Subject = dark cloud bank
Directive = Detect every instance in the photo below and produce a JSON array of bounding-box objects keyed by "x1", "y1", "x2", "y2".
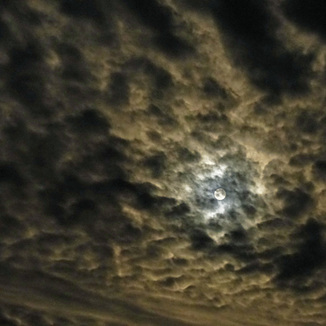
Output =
[{"x1": 1, "y1": 0, "x2": 326, "y2": 325}]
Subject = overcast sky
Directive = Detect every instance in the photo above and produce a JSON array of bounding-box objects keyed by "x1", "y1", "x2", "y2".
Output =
[{"x1": 1, "y1": 1, "x2": 326, "y2": 325}]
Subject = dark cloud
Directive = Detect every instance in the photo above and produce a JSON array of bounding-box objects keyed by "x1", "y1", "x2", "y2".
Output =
[
  {"x1": 201, "y1": 77, "x2": 228, "y2": 99},
  {"x1": 165, "y1": 202, "x2": 191, "y2": 219},
  {"x1": 0, "y1": 0, "x2": 43, "y2": 28},
  {"x1": 275, "y1": 219, "x2": 326, "y2": 287},
  {"x1": 282, "y1": 0, "x2": 326, "y2": 42},
  {"x1": 0, "y1": 313, "x2": 16, "y2": 326},
  {"x1": 125, "y1": 57, "x2": 174, "y2": 101},
  {"x1": 289, "y1": 153, "x2": 316, "y2": 167},
  {"x1": 277, "y1": 187, "x2": 313, "y2": 218},
  {"x1": 108, "y1": 72, "x2": 130, "y2": 106},
  {"x1": 176, "y1": 147, "x2": 200, "y2": 163},
  {"x1": 123, "y1": 0, "x2": 195, "y2": 57},
  {"x1": 0, "y1": 214, "x2": 26, "y2": 240},
  {"x1": 123, "y1": 0, "x2": 175, "y2": 34},
  {"x1": 190, "y1": 229, "x2": 215, "y2": 250},
  {"x1": 258, "y1": 217, "x2": 293, "y2": 231},
  {"x1": 59, "y1": 0, "x2": 106, "y2": 25},
  {"x1": 57, "y1": 42, "x2": 94, "y2": 83},
  {"x1": 295, "y1": 110, "x2": 319, "y2": 134},
  {"x1": 216, "y1": 242, "x2": 257, "y2": 263},
  {"x1": 143, "y1": 152, "x2": 167, "y2": 178},
  {"x1": 6, "y1": 42, "x2": 49, "y2": 115},
  {"x1": 209, "y1": 0, "x2": 313, "y2": 98},
  {"x1": 193, "y1": 111, "x2": 230, "y2": 132},
  {"x1": 0, "y1": 163, "x2": 25, "y2": 186},
  {"x1": 147, "y1": 104, "x2": 176, "y2": 126},
  {"x1": 237, "y1": 260, "x2": 274, "y2": 275},
  {"x1": 66, "y1": 108, "x2": 110, "y2": 134},
  {"x1": 313, "y1": 160, "x2": 326, "y2": 180},
  {"x1": 0, "y1": 19, "x2": 11, "y2": 45}
]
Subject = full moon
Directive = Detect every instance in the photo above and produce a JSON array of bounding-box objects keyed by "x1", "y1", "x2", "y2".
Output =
[{"x1": 214, "y1": 188, "x2": 226, "y2": 200}]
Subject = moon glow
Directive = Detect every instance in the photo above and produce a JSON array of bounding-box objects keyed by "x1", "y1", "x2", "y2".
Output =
[{"x1": 214, "y1": 188, "x2": 226, "y2": 201}]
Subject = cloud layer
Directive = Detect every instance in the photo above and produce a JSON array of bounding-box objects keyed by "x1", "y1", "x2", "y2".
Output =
[{"x1": 1, "y1": 0, "x2": 326, "y2": 325}]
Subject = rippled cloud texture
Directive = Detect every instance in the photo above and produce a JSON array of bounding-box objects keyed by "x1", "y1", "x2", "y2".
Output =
[{"x1": 1, "y1": 1, "x2": 326, "y2": 325}]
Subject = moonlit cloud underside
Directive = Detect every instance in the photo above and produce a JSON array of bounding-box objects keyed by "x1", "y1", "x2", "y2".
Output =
[{"x1": 1, "y1": 0, "x2": 326, "y2": 325}]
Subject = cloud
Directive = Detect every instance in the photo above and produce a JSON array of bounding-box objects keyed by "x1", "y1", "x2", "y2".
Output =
[
  {"x1": 59, "y1": 0, "x2": 106, "y2": 25},
  {"x1": 123, "y1": 0, "x2": 195, "y2": 57},
  {"x1": 6, "y1": 42, "x2": 49, "y2": 115},
  {"x1": 1, "y1": 0, "x2": 326, "y2": 325},
  {"x1": 282, "y1": 0, "x2": 326, "y2": 42},
  {"x1": 209, "y1": 0, "x2": 314, "y2": 98},
  {"x1": 275, "y1": 219, "x2": 326, "y2": 289},
  {"x1": 276, "y1": 187, "x2": 313, "y2": 218},
  {"x1": 313, "y1": 160, "x2": 326, "y2": 180}
]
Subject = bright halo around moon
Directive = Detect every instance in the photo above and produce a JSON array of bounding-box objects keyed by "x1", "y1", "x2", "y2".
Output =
[{"x1": 214, "y1": 188, "x2": 226, "y2": 201}]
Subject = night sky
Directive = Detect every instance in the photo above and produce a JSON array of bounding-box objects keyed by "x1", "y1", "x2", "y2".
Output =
[{"x1": 1, "y1": 1, "x2": 326, "y2": 325}]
